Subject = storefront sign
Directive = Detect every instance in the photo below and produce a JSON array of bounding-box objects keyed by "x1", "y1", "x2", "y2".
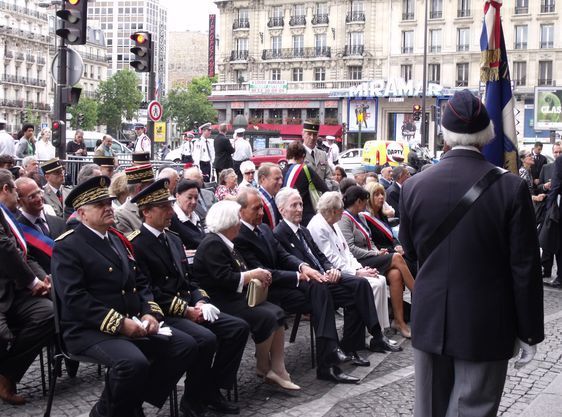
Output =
[
  {"x1": 331, "y1": 78, "x2": 443, "y2": 98},
  {"x1": 249, "y1": 80, "x2": 288, "y2": 94},
  {"x1": 534, "y1": 87, "x2": 562, "y2": 130}
]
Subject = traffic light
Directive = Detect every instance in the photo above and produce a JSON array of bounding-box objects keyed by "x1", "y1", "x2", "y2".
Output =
[
  {"x1": 77, "y1": 113, "x2": 85, "y2": 127},
  {"x1": 56, "y1": 0, "x2": 88, "y2": 45},
  {"x1": 52, "y1": 120, "x2": 65, "y2": 148},
  {"x1": 413, "y1": 104, "x2": 422, "y2": 121},
  {"x1": 130, "y1": 31, "x2": 152, "y2": 72}
]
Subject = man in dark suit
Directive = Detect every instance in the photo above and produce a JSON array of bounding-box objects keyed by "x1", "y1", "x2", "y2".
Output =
[
  {"x1": 272, "y1": 188, "x2": 400, "y2": 360},
  {"x1": 531, "y1": 141, "x2": 548, "y2": 184},
  {"x1": 52, "y1": 176, "x2": 197, "y2": 417},
  {"x1": 0, "y1": 168, "x2": 53, "y2": 405},
  {"x1": 130, "y1": 178, "x2": 248, "y2": 415},
  {"x1": 379, "y1": 167, "x2": 393, "y2": 189},
  {"x1": 400, "y1": 90, "x2": 544, "y2": 417},
  {"x1": 234, "y1": 188, "x2": 363, "y2": 384},
  {"x1": 257, "y1": 163, "x2": 283, "y2": 229},
  {"x1": 385, "y1": 166, "x2": 410, "y2": 218},
  {"x1": 213, "y1": 123, "x2": 234, "y2": 179}
]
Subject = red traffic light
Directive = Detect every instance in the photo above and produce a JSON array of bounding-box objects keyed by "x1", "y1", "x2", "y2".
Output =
[{"x1": 52, "y1": 121, "x2": 61, "y2": 130}]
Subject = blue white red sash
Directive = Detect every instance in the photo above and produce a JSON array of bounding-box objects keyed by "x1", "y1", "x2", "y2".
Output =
[
  {"x1": 283, "y1": 164, "x2": 303, "y2": 188},
  {"x1": 259, "y1": 188, "x2": 276, "y2": 228},
  {"x1": 342, "y1": 210, "x2": 372, "y2": 250},
  {"x1": 362, "y1": 212, "x2": 394, "y2": 243},
  {"x1": 0, "y1": 204, "x2": 27, "y2": 257},
  {"x1": 19, "y1": 222, "x2": 54, "y2": 257}
]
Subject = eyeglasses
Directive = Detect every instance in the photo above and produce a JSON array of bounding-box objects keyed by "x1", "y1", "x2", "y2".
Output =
[
  {"x1": 244, "y1": 171, "x2": 255, "y2": 174},
  {"x1": 21, "y1": 190, "x2": 44, "y2": 201}
]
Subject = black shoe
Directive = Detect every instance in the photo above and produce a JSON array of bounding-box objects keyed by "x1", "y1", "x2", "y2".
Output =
[
  {"x1": 65, "y1": 359, "x2": 79, "y2": 378},
  {"x1": 327, "y1": 348, "x2": 352, "y2": 365},
  {"x1": 346, "y1": 351, "x2": 370, "y2": 367},
  {"x1": 316, "y1": 366, "x2": 360, "y2": 384},
  {"x1": 89, "y1": 402, "x2": 107, "y2": 417},
  {"x1": 542, "y1": 270, "x2": 552, "y2": 279},
  {"x1": 545, "y1": 279, "x2": 562, "y2": 288},
  {"x1": 180, "y1": 398, "x2": 205, "y2": 417},
  {"x1": 133, "y1": 406, "x2": 146, "y2": 417},
  {"x1": 205, "y1": 391, "x2": 239, "y2": 415},
  {"x1": 369, "y1": 337, "x2": 403, "y2": 353}
]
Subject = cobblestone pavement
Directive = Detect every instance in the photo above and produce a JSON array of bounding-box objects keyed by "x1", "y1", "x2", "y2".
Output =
[{"x1": 2, "y1": 287, "x2": 561, "y2": 417}]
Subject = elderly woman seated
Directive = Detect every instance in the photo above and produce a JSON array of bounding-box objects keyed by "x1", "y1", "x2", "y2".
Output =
[
  {"x1": 338, "y1": 186, "x2": 415, "y2": 339},
  {"x1": 169, "y1": 179, "x2": 206, "y2": 250},
  {"x1": 307, "y1": 191, "x2": 390, "y2": 331},
  {"x1": 214, "y1": 168, "x2": 239, "y2": 201},
  {"x1": 192, "y1": 200, "x2": 300, "y2": 390}
]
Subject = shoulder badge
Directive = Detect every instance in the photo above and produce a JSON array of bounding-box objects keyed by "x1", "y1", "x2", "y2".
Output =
[
  {"x1": 55, "y1": 229, "x2": 74, "y2": 242},
  {"x1": 127, "y1": 230, "x2": 141, "y2": 241}
]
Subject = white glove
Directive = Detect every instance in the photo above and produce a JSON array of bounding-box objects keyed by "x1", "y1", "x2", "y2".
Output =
[
  {"x1": 200, "y1": 303, "x2": 220, "y2": 323},
  {"x1": 513, "y1": 339, "x2": 537, "y2": 369},
  {"x1": 158, "y1": 322, "x2": 173, "y2": 336}
]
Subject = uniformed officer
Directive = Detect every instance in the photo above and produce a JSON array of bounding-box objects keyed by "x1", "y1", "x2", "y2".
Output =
[
  {"x1": 132, "y1": 152, "x2": 151, "y2": 166},
  {"x1": 302, "y1": 121, "x2": 333, "y2": 182},
  {"x1": 133, "y1": 124, "x2": 151, "y2": 157},
  {"x1": 114, "y1": 164, "x2": 154, "y2": 234},
  {"x1": 51, "y1": 176, "x2": 197, "y2": 417},
  {"x1": 130, "y1": 179, "x2": 249, "y2": 415},
  {"x1": 192, "y1": 123, "x2": 215, "y2": 182},
  {"x1": 93, "y1": 156, "x2": 117, "y2": 178},
  {"x1": 41, "y1": 158, "x2": 71, "y2": 218}
]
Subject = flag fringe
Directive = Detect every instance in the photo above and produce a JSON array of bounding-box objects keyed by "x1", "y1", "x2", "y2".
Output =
[{"x1": 480, "y1": 67, "x2": 499, "y2": 83}]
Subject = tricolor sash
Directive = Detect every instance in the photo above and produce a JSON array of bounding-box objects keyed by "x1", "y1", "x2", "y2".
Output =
[
  {"x1": 342, "y1": 210, "x2": 372, "y2": 250},
  {"x1": 362, "y1": 212, "x2": 394, "y2": 243},
  {"x1": 0, "y1": 204, "x2": 27, "y2": 257},
  {"x1": 283, "y1": 164, "x2": 303, "y2": 188},
  {"x1": 19, "y1": 222, "x2": 54, "y2": 257},
  {"x1": 259, "y1": 187, "x2": 277, "y2": 228}
]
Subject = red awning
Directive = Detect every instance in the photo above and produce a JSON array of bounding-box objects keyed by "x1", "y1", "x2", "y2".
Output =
[{"x1": 257, "y1": 123, "x2": 343, "y2": 140}]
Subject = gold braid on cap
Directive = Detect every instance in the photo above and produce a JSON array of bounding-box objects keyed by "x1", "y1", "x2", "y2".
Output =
[
  {"x1": 126, "y1": 168, "x2": 154, "y2": 183},
  {"x1": 136, "y1": 187, "x2": 169, "y2": 207},
  {"x1": 72, "y1": 186, "x2": 111, "y2": 209}
]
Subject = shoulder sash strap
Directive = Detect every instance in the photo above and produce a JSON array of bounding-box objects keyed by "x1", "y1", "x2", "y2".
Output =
[
  {"x1": 284, "y1": 164, "x2": 303, "y2": 188},
  {"x1": 19, "y1": 222, "x2": 54, "y2": 257},
  {"x1": 342, "y1": 210, "x2": 372, "y2": 250},
  {"x1": 363, "y1": 212, "x2": 394, "y2": 242}
]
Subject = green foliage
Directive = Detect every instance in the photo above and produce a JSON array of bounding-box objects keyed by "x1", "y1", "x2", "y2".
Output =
[
  {"x1": 68, "y1": 97, "x2": 98, "y2": 130},
  {"x1": 24, "y1": 108, "x2": 40, "y2": 127},
  {"x1": 97, "y1": 70, "x2": 144, "y2": 132},
  {"x1": 162, "y1": 76, "x2": 217, "y2": 133}
]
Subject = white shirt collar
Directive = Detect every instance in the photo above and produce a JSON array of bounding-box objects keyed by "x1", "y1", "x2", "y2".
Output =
[
  {"x1": 283, "y1": 219, "x2": 300, "y2": 234},
  {"x1": 83, "y1": 223, "x2": 108, "y2": 240},
  {"x1": 240, "y1": 219, "x2": 255, "y2": 231},
  {"x1": 47, "y1": 183, "x2": 60, "y2": 194},
  {"x1": 452, "y1": 145, "x2": 481, "y2": 153},
  {"x1": 303, "y1": 144, "x2": 314, "y2": 154},
  {"x1": 217, "y1": 232, "x2": 234, "y2": 251},
  {"x1": 21, "y1": 210, "x2": 46, "y2": 225},
  {"x1": 143, "y1": 222, "x2": 163, "y2": 238},
  {"x1": 173, "y1": 201, "x2": 190, "y2": 223}
]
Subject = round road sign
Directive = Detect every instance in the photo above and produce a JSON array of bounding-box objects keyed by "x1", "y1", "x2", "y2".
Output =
[{"x1": 148, "y1": 100, "x2": 163, "y2": 122}]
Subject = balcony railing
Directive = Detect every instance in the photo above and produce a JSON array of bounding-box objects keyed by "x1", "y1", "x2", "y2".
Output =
[
  {"x1": 514, "y1": 42, "x2": 527, "y2": 49},
  {"x1": 232, "y1": 18, "x2": 250, "y2": 29},
  {"x1": 430, "y1": 10, "x2": 443, "y2": 18},
  {"x1": 514, "y1": 77, "x2": 527, "y2": 86},
  {"x1": 1, "y1": 74, "x2": 47, "y2": 87},
  {"x1": 212, "y1": 79, "x2": 370, "y2": 93},
  {"x1": 401, "y1": 46, "x2": 413, "y2": 54},
  {"x1": 456, "y1": 80, "x2": 469, "y2": 87},
  {"x1": 289, "y1": 15, "x2": 306, "y2": 26},
  {"x1": 15, "y1": 52, "x2": 24, "y2": 61},
  {"x1": 261, "y1": 47, "x2": 331, "y2": 60},
  {"x1": 81, "y1": 52, "x2": 111, "y2": 62},
  {"x1": 457, "y1": 9, "x2": 471, "y2": 17},
  {"x1": 457, "y1": 44, "x2": 469, "y2": 51},
  {"x1": 515, "y1": 6, "x2": 529, "y2": 14},
  {"x1": 430, "y1": 46, "x2": 442, "y2": 53},
  {"x1": 267, "y1": 17, "x2": 284, "y2": 27},
  {"x1": 0, "y1": 1, "x2": 48, "y2": 20},
  {"x1": 346, "y1": 11, "x2": 366, "y2": 22},
  {"x1": 26, "y1": 54, "x2": 35, "y2": 63},
  {"x1": 312, "y1": 14, "x2": 329, "y2": 24},
  {"x1": 402, "y1": 12, "x2": 414, "y2": 20},
  {"x1": 343, "y1": 45, "x2": 364, "y2": 56},
  {"x1": 541, "y1": 41, "x2": 554, "y2": 48},
  {"x1": 538, "y1": 78, "x2": 553, "y2": 86},
  {"x1": 4, "y1": 50, "x2": 13, "y2": 59},
  {"x1": 37, "y1": 56, "x2": 46, "y2": 65},
  {"x1": 230, "y1": 50, "x2": 249, "y2": 61},
  {"x1": 0, "y1": 26, "x2": 50, "y2": 43},
  {"x1": 541, "y1": 4, "x2": 555, "y2": 13}
]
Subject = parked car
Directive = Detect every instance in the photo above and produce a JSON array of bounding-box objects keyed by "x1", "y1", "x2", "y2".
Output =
[
  {"x1": 337, "y1": 148, "x2": 363, "y2": 173},
  {"x1": 251, "y1": 148, "x2": 288, "y2": 170}
]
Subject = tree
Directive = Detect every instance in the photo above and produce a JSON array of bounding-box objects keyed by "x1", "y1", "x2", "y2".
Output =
[
  {"x1": 163, "y1": 76, "x2": 217, "y2": 133},
  {"x1": 24, "y1": 108, "x2": 41, "y2": 128},
  {"x1": 97, "y1": 70, "x2": 143, "y2": 132},
  {"x1": 68, "y1": 97, "x2": 98, "y2": 130}
]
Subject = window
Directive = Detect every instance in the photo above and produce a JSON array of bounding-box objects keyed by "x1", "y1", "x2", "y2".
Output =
[
  {"x1": 314, "y1": 2, "x2": 329, "y2": 24},
  {"x1": 539, "y1": 61, "x2": 553, "y2": 85},
  {"x1": 349, "y1": 66, "x2": 363, "y2": 80},
  {"x1": 402, "y1": 31, "x2": 413, "y2": 53},
  {"x1": 347, "y1": 0, "x2": 365, "y2": 22},
  {"x1": 515, "y1": 0, "x2": 528, "y2": 14},
  {"x1": 430, "y1": 0, "x2": 443, "y2": 18},
  {"x1": 401, "y1": 64, "x2": 412, "y2": 81},
  {"x1": 457, "y1": 28, "x2": 469, "y2": 51},
  {"x1": 430, "y1": 29, "x2": 441, "y2": 53},
  {"x1": 314, "y1": 67, "x2": 326, "y2": 82},
  {"x1": 402, "y1": 0, "x2": 414, "y2": 20},
  {"x1": 541, "y1": 0, "x2": 555, "y2": 13},
  {"x1": 271, "y1": 68, "x2": 281, "y2": 81},
  {"x1": 293, "y1": 35, "x2": 304, "y2": 56},
  {"x1": 428, "y1": 63, "x2": 440, "y2": 83},
  {"x1": 269, "y1": 6, "x2": 284, "y2": 27},
  {"x1": 290, "y1": 4, "x2": 306, "y2": 25},
  {"x1": 236, "y1": 38, "x2": 248, "y2": 52},
  {"x1": 456, "y1": 63, "x2": 469, "y2": 86},
  {"x1": 458, "y1": 0, "x2": 470, "y2": 17},
  {"x1": 272, "y1": 6, "x2": 283, "y2": 18},
  {"x1": 315, "y1": 33, "x2": 328, "y2": 55},
  {"x1": 271, "y1": 35, "x2": 282, "y2": 57},
  {"x1": 292, "y1": 68, "x2": 303, "y2": 82},
  {"x1": 541, "y1": 24, "x2": 554, "y2": 48},
  {"x1": 513, "y1": 61, "x2": 526, "y2": 86},
  {"x1": 514, "y1": 25, "x2": 527, "y2": 49},
  {"x1": 294, "y1": 3, "x2": 306, "y2": 17}
]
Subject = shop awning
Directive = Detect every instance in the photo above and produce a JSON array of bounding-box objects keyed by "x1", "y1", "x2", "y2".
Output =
[{"x1": 257, "y1": 123, "x2": 343, "y2": 139}]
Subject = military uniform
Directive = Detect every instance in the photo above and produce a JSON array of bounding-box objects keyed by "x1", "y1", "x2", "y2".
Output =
[
  {"x1": 42, "y1": 184, "x2": 70, "y2": 218},
  {"x1": 51, "y1": 176, "x2": 196, "y2": 417}
]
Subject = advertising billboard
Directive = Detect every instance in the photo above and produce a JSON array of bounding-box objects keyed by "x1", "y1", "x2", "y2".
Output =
[
  {"x1": 534, "y1": 87, "x2": 562, "y2": 130},
  {"x1": 347, "y1": 99, "x2": 376, "y2": 132}
]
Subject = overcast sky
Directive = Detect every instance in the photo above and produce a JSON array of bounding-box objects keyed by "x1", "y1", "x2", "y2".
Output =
[{"x1": 162, "y1": 0, "x2": 219, "y2": 33}]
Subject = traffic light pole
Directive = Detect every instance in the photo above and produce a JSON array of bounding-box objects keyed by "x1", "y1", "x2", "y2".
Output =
[
  {"x1": 56, "y1": 39, "x2": 68, "y2": 160},
  {"x1": 148, "y1": 55, "x2": 155, "y2": 158}
]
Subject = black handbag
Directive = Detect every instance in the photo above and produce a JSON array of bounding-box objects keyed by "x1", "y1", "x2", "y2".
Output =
[{"x1": 539, "y1": 200, "x2": 559, "y2": 253}]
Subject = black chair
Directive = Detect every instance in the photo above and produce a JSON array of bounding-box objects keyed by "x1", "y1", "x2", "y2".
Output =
[{"x1": 289, "y1": 312, "x2": 316, "y2": 368}]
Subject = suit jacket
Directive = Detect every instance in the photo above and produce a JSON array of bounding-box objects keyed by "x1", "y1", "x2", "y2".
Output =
[
  {"x1": 399, "y1": 148, "x2": 544, "y2": 361},
  {"x1": 305, "y1": 147, "x2": 333, "y2": 181},
  {"x1": 234, "y1": 223, "x2": 302, "y2": 288},
  {"x1": 114, "y1": 198, "x2": 142, "y2": 235},
  {"x1": 531, "y1": 153, "x2": 548, "y2": 180},
  {"x1": 337, "y1": 212, "x2": 376, "y2": 261},
  {"x1": 51, "y1": 224, "x2": 163, "y2": 353},
  {"x1": 18, "y1": 212, "x2": 66, "y2": 273},
  {"x1": 547, "y1": 156, "x2": 562, "y2": 210},
  {"x1": 169, "y1": 213, "x2": 205, "y2": 250},
  {"x1": 379, "y1": 177, "x2": 392, "y2": 189},
  {"x1": 273, "y1": 220, "x2": 333, "y2": 272},
  {"x1": 130, "y1": 226, "x2": 209, "y2": 317},
  {"x1": 213, "y1": 133, "x2": 234, "y2": 172},
  {"x1": 283, "y1": 163, "x2": 328, "y2": 226},
  {"x1": 385, "y1": 182, "x2": 401, "y2": 218},
  {"x1": 538, "y1": 162, "x2": 555, "y2": 194},
  {"x1": 194, "y1": 188, "x2": 216, "y2": 229},
  {"x1": 43, "y1": 184, "x2": 70, "y2": 218}
]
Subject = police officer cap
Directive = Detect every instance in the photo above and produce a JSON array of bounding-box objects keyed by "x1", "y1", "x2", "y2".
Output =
[
  {"x1": 234, "y1": 128, "x2": 245, "y2": 136},
  {"x1": 199, "y1": 123, "x2": 212, "y2": 132},
  {"x1": 131, "y1": 178, "x2": 175, "y2": 207}
]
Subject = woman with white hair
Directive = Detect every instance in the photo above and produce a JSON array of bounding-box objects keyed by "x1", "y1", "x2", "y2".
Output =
[
  {"x1": 192, "y1": 200, "x2": 300, "y2": 390},
  {"x1": 307, "y1": 191, "x2": 390, "y2": 330},
  {"x1": 35, "y1": 128, "x2": 55, "y2": 161},
  {"x1": 239, "y1": 160, "x2": 256, "y2": 188},
  {"x1": 214, "y1": 168, "x2": 239, "y2": 201}
]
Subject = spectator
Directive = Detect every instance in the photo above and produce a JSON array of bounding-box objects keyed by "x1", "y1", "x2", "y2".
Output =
[
  {"x1": 41, "y1": 158, "x2": 69, "y2": 218},
  {"x1": 21, "y1": 156, "x2": 43, "y2": 187},
  {"x1": 257, "y1": 162, "x2": 283, "y2": 229},
  {"x1": 108, "y1": 172, "x2": 128, "y2": 209},
  {"x1": 35, "y1": 128, "x2": 55, "y2": 161},
  {"x1": 333, "y1": 166, "x2": 347, "y2": 184},
  {"x1": 15, "y1": 124, "x2": 35, "y2": 159},
  {"x1": 239, "y1": 160, "x2": 256, "y2": 188},
  {"x1": 379, "y1": 166, "x2": 393, "y2": 189},
  {"x1": 530, "y1": 141, "x2": 547, "y2": 184},
  {"x1": 0, "y1": 118, "x2": 15, "y2": 157},
  {"x1": 94, "y1": 135, "x2": 116, "y2": 157},
  {"x1": 352, "y1": 167, "x2": 367, "y2": 186},
  {"x1": 214, "y1": 168, "x2": 239, "y2": 201},
  {"x1": 170, "y1": 179, "x2": 206, "y2": 250},
  {"x1": 363, "y1": 182, "x2": 403, "y2": 254},
  {"x1": 365, "y1": 172, "x2": 378, "y2": 184},
  {"x1": 519, "y1": 149, "x2": 546, "y2": 204},
  {"x1": 213, "y1": 123, "x2": 234, "y2": 179},
  {"x1": 339, "y1": 177, "x2": 357, "y2": 194},
  {"x1": 386, "y1": 165, "x2": 410, "y2": 218},
  {"x1": 232, "y1": 128, "x2": 252, "y2": 181},
  {"x1": 183, "y1": 166, "x2": 216, "y2": 230},
  {"x1": 0, "y1": 155, "x2": 15, "y2": 170},
  {"x1": 157, "y1": 167, "x2": 180, "y2": 194},
  {"x1": 65, "y1": 130, "x2": 87, "y2": 156}
]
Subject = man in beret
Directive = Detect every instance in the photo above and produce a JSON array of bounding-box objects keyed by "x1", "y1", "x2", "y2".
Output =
[
  {"x1": 52, "y1": 176, "x2": 196, "y2": 417},
  {"x1": 400, "y1": 90, "x2": 544, "y2": 416},
  {"x1": 114, "y1": 164, "x2": 155, "y2": 234},
  {"x1": 41, "y1": 158, "x2": 70, "y2": 219},
  {"x1": 129, "y1": 179, "x2": 248, "y2": 415},
  {"x1": 192, "y1": 123, "x2": 215, "y2": 182}
]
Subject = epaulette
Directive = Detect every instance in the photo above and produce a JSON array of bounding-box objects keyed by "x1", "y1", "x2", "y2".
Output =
[
  {"x1": 127, "y1": 230, "x2": 141, "y2": 241},
  {"x1": 55, "y1": 229, "x2": 74, "y2": 241}
]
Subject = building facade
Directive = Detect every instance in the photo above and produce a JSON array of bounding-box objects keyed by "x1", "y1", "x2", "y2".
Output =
[
  {"x1": 167, "y1": 31, "x2": 209, "y2": 90},
  {"x1": 0, "y1": 0, "x2": 51, "y2": 133},
  {"x1": 212, "y1": 0, "x2": 562, "y2": 149}
]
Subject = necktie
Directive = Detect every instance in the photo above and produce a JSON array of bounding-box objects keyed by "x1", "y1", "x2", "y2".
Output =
[
  {"x1": 311, "y1": 149, "x2": 315, "y2": 160},
  {"x1": 35, "y1": 217, "x2": 50, "y2": 235},
  {"x1": 297, "y1": 228, "x2": 325, "y2": 273},
  {"x1": 232, "y1": 248, "x2": 248, "y2": 271},
  {"x1": 56, "y1": 189, "x2": 63, "y2": 205},
  {"x1": 104, "y1": 236, "x2": 120, "y2": 258}
]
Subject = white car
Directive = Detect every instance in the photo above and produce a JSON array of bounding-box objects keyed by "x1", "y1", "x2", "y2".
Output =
[
  {"x1": 338, "y1": 148, "x2": 363, "y2": 173},
  {"x1": 165, "y1": 146, "x2": 183, "y2": 163}
]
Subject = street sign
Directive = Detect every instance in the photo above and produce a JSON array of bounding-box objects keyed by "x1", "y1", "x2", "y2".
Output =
[
  {"x1": 148, "y1": 100, "x2": 163, "y2": 122},
  {"x1": 51, "y1": 48, "x2": 84, "y2": 86},
  {"x1": 66, "y1": 113, "x2": 73, "y2": 120},
  {"x1": 154, "y1": 121, "x2": 166, "y2": 142}
]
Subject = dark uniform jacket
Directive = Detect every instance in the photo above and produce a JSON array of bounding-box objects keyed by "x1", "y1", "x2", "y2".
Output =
[
  {"x1": 531, "y1": 152, "x2": 548, "y2": 181},
  {"x1": 385, "y1": 182, "x2": 401, "y2": 218},
  {"x1": 399, "y1": 149, "x2": 544, "y2": 361},
  {"x1": 213, "y1": 133, "x2": 234, "y2": 173},
  {"x1": 18, "y1": 212, "x2": 65, "y2": 273},
  {"x1": 130, "y1": 226, "x2": 209, "y2": 318},
  {"x1": 51, "y1": 224, "x2": 163, "y2": 354}
]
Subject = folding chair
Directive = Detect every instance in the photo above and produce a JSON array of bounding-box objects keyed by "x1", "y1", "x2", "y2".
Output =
[{"x1": 289, "y1": 312, "x2": 316, "y2": 368}]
